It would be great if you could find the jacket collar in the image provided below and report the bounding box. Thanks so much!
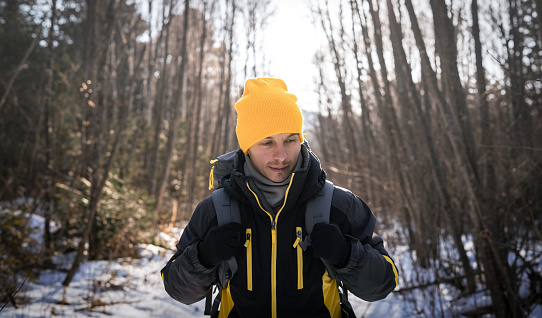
[224,142,326,210]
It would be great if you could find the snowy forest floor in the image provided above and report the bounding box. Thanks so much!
[1,216,541,318]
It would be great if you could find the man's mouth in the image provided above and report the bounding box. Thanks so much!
[270,166,287,172]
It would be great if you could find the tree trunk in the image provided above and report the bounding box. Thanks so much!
[349,0,380,201]
[42,0,58,256]
[317,1,361,166]
[314,50,344,165]
[314,53,330,163]
[64,0,121,286]
[471,0,496,203]
[186,0,214,215]
[508,0,530,147]
[148,0,174,197]
[221,0,237,153]
[367,0,421,261]
[154,0,191,212]
[144,0,155,125]
[354,0,384,204]
[210,6,229,157]
[430,0,479,181]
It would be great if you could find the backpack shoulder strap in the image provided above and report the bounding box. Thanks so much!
[304,180,334,235]
[299,180,336,278]
[211,188,241,225]
[206,188,240,316]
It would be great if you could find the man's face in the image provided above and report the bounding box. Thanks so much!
[247,133,301,183]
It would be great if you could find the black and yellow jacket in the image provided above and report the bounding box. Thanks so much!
[161,145,398,318]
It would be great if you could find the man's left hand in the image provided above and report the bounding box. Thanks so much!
[311,223,351,267]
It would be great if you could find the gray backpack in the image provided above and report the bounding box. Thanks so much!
[204,151,354,317]
[208,148,336,282]
[211,180,336,285]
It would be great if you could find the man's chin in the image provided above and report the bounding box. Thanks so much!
[267,173,290,183]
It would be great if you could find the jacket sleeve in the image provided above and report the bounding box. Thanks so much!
[160,196,219,304]
[331,188,399,302]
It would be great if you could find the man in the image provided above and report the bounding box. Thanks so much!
[161,78,398,318]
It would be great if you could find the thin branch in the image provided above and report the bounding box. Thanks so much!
[0,23,44,110]
[487,50,542,82]
[394,271,482,294]
[0,245,45,312]
[478,143,542,152]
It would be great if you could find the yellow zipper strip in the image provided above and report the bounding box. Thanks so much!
[293,227,303,289]
[245,229,253,291]
[246,173,295,318]
[271,227,277,316]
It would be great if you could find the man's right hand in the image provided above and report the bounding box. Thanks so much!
[197,223,246,267]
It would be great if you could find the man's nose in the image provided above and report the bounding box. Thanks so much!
[273,144,287,161]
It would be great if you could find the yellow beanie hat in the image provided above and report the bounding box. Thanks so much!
[235,78,304,153]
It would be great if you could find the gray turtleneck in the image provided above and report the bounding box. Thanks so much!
[244,151,303,213]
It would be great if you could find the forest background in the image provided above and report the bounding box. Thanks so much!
[0,0,541,317]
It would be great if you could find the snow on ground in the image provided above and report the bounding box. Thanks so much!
[1,216,540,318]
[1,225,412,318]
[1,244,209,318]
[0,244,410,318]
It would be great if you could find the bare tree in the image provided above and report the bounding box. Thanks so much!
[184,0,216,216]
[507,0,530,147]
[40,0,58,257]
[430,0,479,181]
[314,50,343,164]
[211,0,238,157]
[241,0,271,79]
[154,0,191,212]
[63,0,143,286]
[313,0,361,166]
[148,0,175,197]
[63,0,120,286]
[349,0,376,183]
[401,0,475,291]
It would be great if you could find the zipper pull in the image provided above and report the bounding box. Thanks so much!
[293,237,301,248]
[293,229,302,248]
[244,232,251,247]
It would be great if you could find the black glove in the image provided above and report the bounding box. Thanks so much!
[197,222,246,267]
[311,223,351,267]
